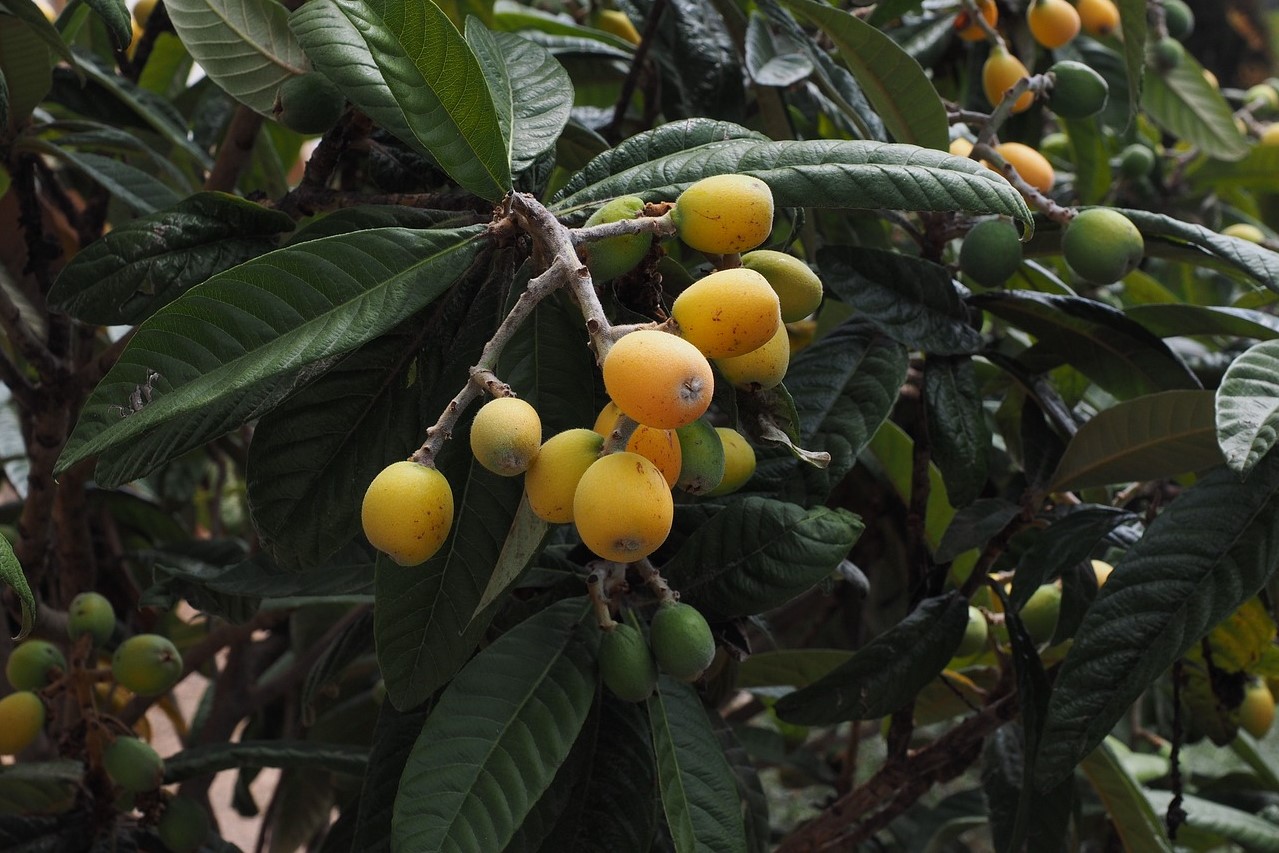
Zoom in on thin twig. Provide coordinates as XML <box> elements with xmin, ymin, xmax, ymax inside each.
<box><xmin>204</xmin><ymin>106</ymin><xmax>264</xmax><ymax>192</ymax></box>
<box><xmin>604</xmin><ymin>0</ymin><xmax>668</xmax><ymax>141</ymax></box>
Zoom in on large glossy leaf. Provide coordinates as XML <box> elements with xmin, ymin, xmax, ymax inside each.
<box><xmin>820</xmin><ymin>246</ymin><xmax>980</xmax><ymax>355</ymax></box>
<box><xmin>56</xmin><ymin>227</ymin><xmax>485</xmax><ymax>485</ymax></box>
<box><xmin>0</xmin><ymin>0</ymin><xmax>75</xmax><ymax>71</ymax></box>
<box><xmin>552</xmin><ymin>129</ymin><xmax>1032</xmax><ymax>229</ymax></box>
<box><xmin>925</xmin><ymin>357</ymin><xmax>990</xmax><ymax>507</ymax></box>
<box><xmin>0</xmin><ymin>16</ymin><xmax>51</xmax><ymax>127</ymax></box>
<box><xmin>350</xmin><ymin>702</ymin><xmax>430</xmax><ymax>853</ymax></box>
<box><xmin>1141</xmin><ymin>49</ymin><xmax>1248</xmax><ymax>162</ymax></box>
<box><xmin>21</xmin><ymin>139</ymin><xmax>179</xmax><ymax>214</ymax></box>
<box><xmin>1217</xmin><ymin>340</ymin><xmax>1279</xmax><ymax>477</ymax></box>
<box><xmin>50</xmin><ymin>193</ymin><xmax>295</xmax><ymax>325</ymax></box>
<box><xmin>164</xmin><ymin>0</ymin><xmax>307</xmax><ymax>116</ymax></box>
<box><xmin>776</xmin><ymin>0</ymin><xmax>946</xmax><ymax>149</ymax></box>
<box><xmin>775</xmin><ymin>592</ymin><xmax>969</xmax><ymax>724</ymax></box>
<box><xmin>0</xmin><ymin>534</ymin><xmax>33</xmax><ymax>640</ymax></box>
<box><xmin>464</xmin><ymin>24</ymin><xmax>572</xmax><ymax>177</ymax></box>
<box><xmin>1036</xmin><ymin>453</ymin><xmax>1279</xmax><ymax>789</ymax></box>
<box><xmin>971</xmin><ymin>291</ymin><xmax>1200</xmax><ymax>400</ymax></box>
<box><xmin>82</xmin><ymin>0</ymin><xmax>131</xmax><ymax>51</ymax></box>
<box><xmin>1127</xmin><ymin>303</ymin><xmax>1279</xmax><ymax>341</ymax></box>
<box><xmin>662</xmin><ymin>498</ymin><xmax>862</xmax><ymax>621</ymax></box>
<box><xmin>1048</xmin><ymin>390</ymin><xmax>1221</xmax><ymax>491</ymax></box>
<box><xmin>291</xmin><ymin>0</ymin><xmax>511</xmax><ymax>200</ymax></box>
<box><xmin>644</xmin><ymin>0</ymin><xmax>743</xmax><ymax>123</ymax></box>
<box><xmin>1119</xmin><ymin>208</ymin><xmax>1279</xmax><ymax>294</ymax></box>
<box><xmin>1079</xmin><ymin>740</ymin><xmax>1173</xmax><ymax>853</ymax></box>
<box><xmin>1146</xmin><ymin>790</ymin><xmax>1279</xmax><ymax>850</ymax></box>
<box><xmin>163</xmin><ymin>741</ymin><xmax>367</xmax><ymax>783</ymax></box>
<box><xmin>393</xmin><ymin>599</ymin><xmax>597</xmax><ymax>853</ymax></box>
<box><xmin>648</xmin><ymin>677</ymin><xmax>749</xmax><ymax>853</ymax></box>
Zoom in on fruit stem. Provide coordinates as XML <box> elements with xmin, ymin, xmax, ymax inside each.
<box><xmin>635</xmin><ymin>558</ymin><xmax>678</xmax><ymax>606</ymax></box>
<box><xmin>587</xmin><ymin>569</ymin><xmax>619</xmax><ymax>630</ymax></box>
<box><xmin>975</xmin><ymin>75</ymin><xmax>1052</xmax><ymax>148</ymax></box>
<box><xmin>602</xmin><ymin>412</ymin><xmax>641</xmax><ymax>455</ymax></box>
<box><xmin>957</xmin><ymin>0</ymin><xmax>1006</xmax><ymax>50</ymax></box>
<box><xmin>571</xmin><ymin>210</ymin><xmax>676</xmax><ymax>245</ymax></box>
<box><xmin>971</xmin><ymin>142</ymin><xmax>1075</xmax><ymax>225</ymax></box>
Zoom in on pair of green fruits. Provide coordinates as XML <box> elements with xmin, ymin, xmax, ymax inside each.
<box><xmin>102</xmin><ymin>738</ymin><xmax>210</xmax><ymax>852</ymax></box>
<box><xmin>960</xmin><ymin>208</ymin><xmax>1145</xmax><ymax>289</ymax></box>
<box><xmin>599</xmin><ymin>602</ymin><xmax>716</xmax><ymax>702</ymax></box>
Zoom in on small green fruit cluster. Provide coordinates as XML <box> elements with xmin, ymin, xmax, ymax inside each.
<box><xmin>68</xmin><ymin>591</ymin><xmax>116</xmax><ymax>647</ymax></box>
<box><xmin>158</xmin><ymin>796</ymin><xmax>211</xmax><ymax>853</ymax></box>
<box><xmin>959</xmin><ymin>219</ymin><xmax>1023</xmax><ymax>288</ymax></box>
<box><xmin>113</xmin><ymin>634</ymin><xmax>183</xmax><ymax>696</ymax></box>
<box><xmin>273</xmin><ymin>73</ymin><xmax>345</xmax><ymax>135</ymax></box>
<box><xmin>104</xmin><ymin>736</ymin><xmax>165</xmax><ymax>792</ymax></box>
<box><xmin>6</xmin><ymin>639</ymin><xmax>66</xmax><ymax>690</ymax></box>
<box><xmin>599</xmin><ymin>602</ymin><xmax>716</xmax><ymax>702</ymax></box>
<box><xmin>1062</xmin><ymin>208</ymin><xmax>1145</xmax><ymax>284</ymax></box>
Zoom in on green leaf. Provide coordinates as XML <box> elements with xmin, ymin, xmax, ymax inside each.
<box><xmin>1060</xmin><ymin>116</ymin><xmax>1112</xmax><ymax>207</ymax></box>
<box><xmin>552</xmin><ymin>127</ymin><xmax>1032</xmax><ymax>229</ymax></box>
<box><xmin>982</xmin><ymin>726</ymin><xmax>1073</xmax><ymax>853</ymax></box>
<box><xmin>647</xmin><ymin>677</ymin><xmax>749</xmax><ymax>853</ymax></box>
<box><xmin>1009</xmin><ymin>506</ymin><xmax>1139</xmax><ymax>610</ymax></box>
<box><xmin>865</xmin><ymin>420</ymin><xmax>957</xmax><ymax>552</ymax></box>
<box><xmin>971</xmin><ymin>290</ymin><xmax>1200</xmax><ymax>400</ymax></box>
<box><xmin>1036</xmin><ymin>453</ymin><xmax>1279</xmax><ymax>789</ymax></box>
<box><xmin>464</xmin><ymin>24</ymin><xmax>571</xmax><ymax>177</ymax></box>
<box><xmin>711</xmin><ymin>713</ymin><xmax>769</xmax><ymax>853</ymax></box>
<box><xmin>936</xmin><ymin>498</ymin><xmax>1021</xmax><ymax>564</ymax></box>
<box><xmin>57</xmin><ymin>226</ymin><xmax>485</xmax><ymax>485</ymax></box>
<box><xmin>1118</xmin><ymin>208</ymin><xmax>1279</xmax><ymax>294</ymax></box>
<box><xmin>775</xmin><ymin>592</ymin><xmax>968</xmax><ymax>724</ymax></box>
<box><xmin>1116</xmin><ymin>0</ymin><xmax>1146</xmax><ymax>122</ymax></box>
<box><xmin>1127</xmin><ymin>303</ymin><xmax>1279</xmax><ymax>341</ymax></box>
<box><xmin>472</xmin><ymin>494</ymin><xmax>549</xmax><ymax>618</ymax></box>
<box><xmin>0</xmin><ymin>0</ymin><xmax>76</xmax><ymax>72</ymax></box>
<box><xmin>925</xmin><ymin>357</ymin><xmax>991</xmax><ymax>507</ymax></box>
<box><xmin>491</xmin><ymin>5</ymin><xmax>637</xmax><ymax>52</ymax></box>
<box><xmin>350</xmin><ymin>701</ymin><xmax>430</xmax><ymax>853</ymax></box>
<box><xmin>0</xmin><ymin>534</ymin><xmax>33</xmax><ymax>640</ymax></box>
<box><xmin>662</xmin><ymin>498</ymin><xmax>863</xmax><ymax>621</ymax></box>
<box><xmin>291</xmin><ymin>0</ymin><xmax>511</xmax><ymax>200</ymax></box>
<box><xmin>21</xmin><ymin>139</ymin><xmax>179</xmax><ymax>214</ymax></box>
<box><xmin>81</xmin><ymin>0</ymin><xmax>130</xmax><ymax>50</ymax></box>
<box><xmin>776</xmin><ymin>0</ymin><xmax>946</xmax><ymax>149</ymax></box>
<box><xmin>1141</xmin><ymin>49</ymin><xmax>1247</xmax><ymax>163</ymax></box>
<box><xmin>164</xmin><ymin>740</ymin><xmax>368</xmax><ymax>784</ymax></box>
<box><xmin>393</xmin><ymin>598</ymin><xmax>597</xmax><ymax>853</ymax></box>
<box><xmin>648</xmin><ymin>0</ymin><xmax>743</xmax><ymax>123</ymax></box>
<box><xmin>1079</xmin><ymin>740</ymin><xmax>1173</xmax><ymax>853</ymax></box>
<box><xmin>820</xmin><ymin>246</ymin><xmax>979</xmax><ymax>355</ymax></box>
<box><xmin>1217</xmin><ymin>340</ymin><xmax>1279</xmax><ymax>476</ymax></box>
<box><xmin>1188</xmin><ymin>144</ymin><xmax>1279</xmax><ymax>194</ymax></box>
<box><xmin>736</xmin><ymin>649</ymin><xmax>850</xmax><ymax>689</ymax></box>
<box><xmin>744</xmin><ymin>10</ymin><xmax>812</xmax><ymax>87</ymax></box>
<box><xmin>164</xmin><ymin>0</ymin><xmax>307</xmax><ymax>117</ymax></box>
<box><xmin>0</xmin><ymin>760</ymin><xmax>80</xmax><ymax>816</ymax></box>
<box><xmin>1146</xmin><ymin>790</ymin><xmax>1279</xmax><ymax>851</ymax></box>
<box><xmin>1048</xmin><ymin>390</ymin><xmax>1222</xmax><ymax>491</ymax></box>
<box><xmin>50</xmin><ymin>192</ymin><xmax>295</xmax><ymax>325</ymax></box>
<box><xmin>0</xmin><ymin>15</ymin><xmax>51</xmax><ymax>127</ymax></box>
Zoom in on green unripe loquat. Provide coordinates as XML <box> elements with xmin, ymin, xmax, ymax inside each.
<box><xmin>740</xmin><ymin>250</ymin><xmax>824</xmax><ymax>323</ymax></box>
<box><xmin>714</xmin><ymin>322</ymin><xmax>790</xmax><ymax>390</ymax></box>
<box><xmin>954</xmin><ymin>606</ymin><xmax>989</xmax><ymax>659</ymax></box>
<box><xmin>959</xmin><ymin>219</ymin><xmax>1022</xmax><ymax>288</ymax></box>
<box><xmin>6</xmin><ymin>640</ymin><xmax>66</xmax><ymax>691</ymax></box>
<box><xmin>1152</xmin><ymin>36</ymin><xmax>1184</xmax><ymax>72</ymax></box>
<box><xmin>112</xmin><ymin>634</ymin><xmax>183</xmax><ymax>696</ymax></box>
<box><xmin>1118</xmin><ymin>144</ymin><xmax>1156</xmax><ymax>179</ymax></box>
<box><xmin>584</xmin><ymin>196</ymin><xmax>653</xmax><ymax>282</ymax></box>
<box><xmin>599</xmin><ymin>622</ymin><xmax>658</xmax><ymax>702</ymax></box>
<box><xmin>1163</xmin><ymin>0</ymin><xmax>1194</xmax><ymax>40</ymax></box>
<box><xmin>68</xmin><ymin>591</ymin><xmax>116</xmax><ymax>647</ymax></box>
<box><xmin>674</xmin><ymin>419</ymin><xmax>726</xmax><ymax>495</ymax></box>
<box><xmin>574</xmin><ymin>452</ymin><xmax>673</xmax><ymax>563</ymax></box>
<box><xmin>705</xmin><ymin>428</ymin><xmax>756</xmax><ymax>496</ymax></box>
<box><xmin>158</xmin><ymin>796</ymin><xmax>211</xmax><ymax>853</ymax></box>
<box><xmin>1048</xmin><ymin>61</ymin><xmax>1109</xmax><ymax>119</ymax></box>
<box><xmin>274</xmin><ymin>73</ymin><xmax>345</xmax><ymax>135</ymax></box>
<box><xmin>1018</xmin><ymin>584</ymin><xmax>1062</xmax><ymax>646</ymax></box>
<box><xmin>525</xmin><ymin>429</ymin><xmax>605</xmax><ymax>524</ymax></box>
<box><xmin>0</xmin><ymin>691</ymin><xmax>44</xmax><ymax>755</ymax></box>
<box><xmin>104</xmin><ymin>737</ymin><xmax>165</xmax><ymax>792</ymax></box>
<box><xmin>470</xmin><ymin>397</ymin><xmax>542</xmax><ymax>476</ymax></box>
<box><xmin>671</xmin><ymin>174</ymin><xmax>775</xmax><ymax>255</ymax></box>
<box><xmin>650</xmin><ymin>602</ymin><xmax>715</xmax><ymax>681</ymax></box>
<box><xmin>1224</xmin><ymin>223</ymin><xmax>1267</xmax><ymax>243</ymax></box>
<box><xmin>1247</xmin><ymin>84</ymin><xmax>1279</xmax><ymax>116</ymax></box>
<box><xmin>603</xmin><ymin>330</ymin><xmax>714</xmax><ymax>429</ymax></box>
<box><xmin>1062</xmin><ymin>208</ymin><xmax>1144</xmax><ymax>283</ymax></box>
<box><xmin>1240</xmin><ymin>679</ymin><xmax>1276</xmax><ymax>739</ymax></box>
<box><xmin>361</xmin><ymin>460</ymin><xmax>454</xmax><ymax>566</ymax></box>
<box><xmin>672</xmin><ymin>267</ymin><xmax>782</xmax><ymax>359</ymax></box>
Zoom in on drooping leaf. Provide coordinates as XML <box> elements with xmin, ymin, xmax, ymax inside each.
<box><xmin>971</xmin><ymin>290</ymin><xmax>1200</xmax><ymax>400</ymax></box>
<box><xmin>1217</xmin><ymin>340</ymin><xmax>1279</xmax><ymax>476</ymax></box>
<box><xmin>1036</xmin><ymin>453</ymin><xmax>1279</xmax><ymax>789</ymax></box>
<box><xmin>552</xmin><ymin>127</ymin><xmax>1032</xmax><ymax>229</ymax></box>
<box><xmin>0</xmin><ymin>0</ymin><xmax>76</xmax><ymax>72</ymax></box>
<box><xmin>662</xmin><ymin>498</ymin><xmax>863</xmax><ymax>621</ymax></box>
<box><xmin>1079</xmin><ymin>740</ymin><xmax>1174</xmax><ymax>853</ymax></box>
<box><xmin>50</xmin><ymin>193</ymin><xmax>295</xmax><ymax>325</ymax></box>
<box><xmin>291</xmin><ymin>0</ymin><xmax>511</xmax><ymax>200</ymax></box>
<box><xmin>57</xmin><ymin>226</ymin><xmax>485</xmax><ymax>485</ymax></box>
<box><xmin>472</xmin><ymin>495</ymin><xmax>550</xmax><ymax>617</ymax></box>
<box><xmin>1141</xmin><ymin>49</ymin><xmax>1247</xmax><ymax>162</ymax></box>
<box><xmin>744</xmin><ymin>10</ymin><xmax>812</xmax><ymax>87</ymax></box>
<box><xmin>646</xmin><ymin>0</ymin><xmax>743</xmax><ymax>123</ymax></box>
<box><xmin>0</xmin><ymin>534</ymin><xmax>33</xmax><ymax>640</ymax></box>
<box><xmin>1009</xmin><ymin>506</ymin><xmax>1139</xmax><ymax>611</ymax></box>
<box><xmin>648</xmin><ymin>677</ymin><xmax>749</xmax><ymax>853</ymax></box>
<box><xmin>936</xmin><ymin>499</ymin><xmax>1021</xmax><ymax>564</ymax></box>
<box><xmin>1127</xmin><ymin>303</ymin><xmax>1279</xmax><ymax>341</ymax></box>
<box><xmin>1060</xmin><ymin>116</ymin><xmax>1111</xmax><ymax>206</ymax></box>
<box><xmin>1146</xmin><ymin>790</ymin><xmax>1279</xmax><ymax>851</ymax></box>
<box><xmin>393</xmin><ymin>598</ymin><xmax>597</xmax><ymax>853</ymax></box>
<box><xmin>1115</xmin><ymin>0</ymin><xmax>1145</xmax><ymax>121</ymax></box>
<box><xmin>711</xmin><ymin>713</ymin><xmax>770</xmax><ymax>853</ymax></box>
<box><xmin>80</xmin><ymin>0</ymin><xmax>131</xmax><ymax>50</ymax></box>
<box><xmin>163</xmin><ymin>741</ymin><xmax>367</xmax><ymax>783</ymax></box>
<box><xmin>982</xmin><ymin>726</ymin><xmax>1072</xmax><ymax>853</ymax></box>
<box><xmin>0</xmin><ymin>16</ymin><xmax>51</xmax><ymax>127</ymax></box>
<box><xmin>0</xmin><ymin>760</ymin><xmax>81</xmax><ymax>816</ymax></box>
<box><xmin>1119</xmin><ymin>207</ymin><xmax>1279</xmax><ymax>294</ymax></box>
<box><xmin>775</xmin><ymin>592</ymin><xmax>969</xmax><ymax>724</ymax></box>
<box><xmin>464</xmin><ymin>24</ymin><xmax>572</xmax><ymax>177</ymax></box>
<box><xmin>736</xmin><ymin>649</ymin><xmax>850</xmax><ymax>689</ymax></box>
<box><xmin>1188</xmin><ymin>143</ymin><xmax>1279</xmax><ymax>194</ymax></box>
<box><xmin>1048</xmin><ymin>390</ymin><xmax>1221</xmax><ymax>491</ymax></box>
<box><xmin>164</xmin><ymin>0</ymin><xmax>307</xmax><ymax>117</ymax></box>
<box><xmin>925</xmin><ymin>356</ymin><xmax>990</xmax><ymax>506</ymax></box>
<box><xmin>350</xmin><ymin>701</ymin><xmax>430</xmax><ymax>853</ymax></box>
<box><xmin>776</xmin><ymin>0</ymin><xmax>947</xmax><ymax>149</ymax></box>
<box><xmin>21</xmin><ymin>139</ymin><xmax>179</xmax><ymax>214</ymax></box>
<box><xmin>820</xmin><ymin>246</ymin><xmax>980</xmax><ymax>355</ymax></box>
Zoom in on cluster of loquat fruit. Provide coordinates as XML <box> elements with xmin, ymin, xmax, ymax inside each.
<box><xmin>361</xmin><ymin>173</ymin><xmax>827</xmax><ymax>698</ymax></box>
<box><xmin>0</xmin><ymin>593</ymin><xmax>208</xmax><ymax>852</ymax></box>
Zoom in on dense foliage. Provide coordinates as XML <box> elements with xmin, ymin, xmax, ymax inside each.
<box><xmin>5</xmin><ymin>0</ymin><xmax>1279</xmax><ymax>850</ymax></box>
